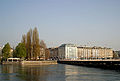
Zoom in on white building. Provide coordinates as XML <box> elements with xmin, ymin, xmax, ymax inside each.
<box><xmin>77</xmin><ymin>46</ymin><xmax>113</xmax><ymax>59</ymax></box>
<box><xmin>58</xmin><ymin>44</ymin><xmax>78</xmax><ymax>60</ymax></box>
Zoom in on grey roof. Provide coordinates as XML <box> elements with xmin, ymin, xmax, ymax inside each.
<box><xmin>59</xmin><ymin>43</ymin><xmax>77</xmax><ymax>47</ymax></box>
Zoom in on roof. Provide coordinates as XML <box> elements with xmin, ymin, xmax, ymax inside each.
<box><xmin>60</xmin><ymin>44</ymin><xmax>77</xmax><ymax>47</ymax></box>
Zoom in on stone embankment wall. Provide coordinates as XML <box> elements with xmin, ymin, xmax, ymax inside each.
<box><xmin>2</xmin><ymin>61</ymin><xmax>20</xmax><ymax>64</ymax></box>
<box><xmin>21</xmin><ymin>61</ymin><xmax>57</xmax><ymax>65</ymax></box>
<box><xmin>58</xmin><ymin>60</ymin><xmax>120</xmax><ymax>70</ymax></box>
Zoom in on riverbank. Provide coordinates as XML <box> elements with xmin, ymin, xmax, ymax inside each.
<box><xmin>1</xmin><ymin>61</ymin><xmax>20</xmax><ymax>64</ymax></box>
<box><xmin>58</xmin><ymin>60</ymin><xmax>120</xmax><ymax>70</ymax></box>
<box><xmin>21</xmin><ymin>60</ymin><xmax>57</xmax><ymax>65</ymax></box>
<box><xmin>1</xmin><ymin>60</ymin><xmax>57</xmax><ymax>65</ymax></box>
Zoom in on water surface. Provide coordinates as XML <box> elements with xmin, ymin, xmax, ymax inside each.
<box><xmin>0</xmin><ymin>64</ymin><xmax>120</xmax><ymax>81</ymax></box>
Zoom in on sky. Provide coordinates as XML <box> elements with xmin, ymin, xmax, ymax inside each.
<box><xmin>0</xmin><ymin>0</ymin><xmax>120</xmax><ymax>50</ymax></box>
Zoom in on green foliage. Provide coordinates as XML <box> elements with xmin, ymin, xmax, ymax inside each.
<box><xmin>21</xmin><ymin>27</ymin><xmax>47</xmax><ymax>60</ymax></box>
<box><xmin>14</xmin><ymin>43</ymin><xmax>26</xmax><ymax>58</ymax></box>
<box><xmin>13</xmin><ymin>49</ymin><xmax>17</xmax><ymax>58</ymax></box>
<box><xmin>2</xmin><ymin>43</ymin><xmax>11</xmax><ymax>59</ymax></box>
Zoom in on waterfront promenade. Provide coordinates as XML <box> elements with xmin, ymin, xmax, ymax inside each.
<box><xmin>2</xmin><ymin>58</ymin><xmax>120</xmax><ymax>70</ymax></box>
<box><xmin>59</xmin><ymin>59</ymin><xmax>120</xmax><ymax>61</ymax></box>
<box><xmin>58</xmin><ymin>59</ymin><xmax>120</xmax><ymax>70</ymax></box>
<box><xmin>21</xmin><ymin>60</ymin><xmax>57</xmax><ymax>65</ymax></box>
<box><xmin>1</xmin><ymin>60</ymin><xmax>57</xmax><ymax>65</ymax></box>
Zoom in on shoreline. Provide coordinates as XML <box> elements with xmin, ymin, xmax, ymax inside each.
<box><xmin>1</xmin><ymin>60</ymin><xmax>58</xmax><ymax>65</ymax></box>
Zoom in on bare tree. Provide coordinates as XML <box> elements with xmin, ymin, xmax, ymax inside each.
<box><xmin>45</xmin><ymin>49</ymin><xmax>50</xmax><ymax>60</ymax></box>
<box><xmin>32</xmin><ymin>27</ymin><xmax>40</xmax><ymax>60</ymax></box>
<box><xmin>21</xmin><ymin>34</ymin><xmax>26</xmax><ymax>45</ymax></box>
<box><xmin>39</xmin><ymin>40</ymin><xmax>46</xmax><ymax>60</ymax></box>
<box><xmin>21</xmin><ymin>27</ymin><xmax>47</xmax><ymax>61</ymax></box>
<box><xmin>40</xmin><ymin>40</ymin><xmax>46</xmax><ymax>48</ymax></box>
<box><xmin>26</xmin><ymin>29</ymin><xmax>32</xmax><ymax>60</ymax></box>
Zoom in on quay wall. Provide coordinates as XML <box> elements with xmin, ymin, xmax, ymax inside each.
<box><xmin>2</xmin><ymin>61</ymin><xmax>20</xmax><ymax>64</ymax></box>
<box><xmin>20</xmin><ymin>61</ymin><xmax>57</xmax><ymax>65</ymax></box>
<box><xmin>58</xmin><ymin>60</ymin><xmax>120</xmax><ymax>70</ymax></box>
<box><xmin>1</xmin><ymin>61</ymin><xmax>57</xmax><ymax>65</ymax></box>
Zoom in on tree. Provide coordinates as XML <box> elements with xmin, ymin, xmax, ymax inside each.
<box><xmin>13</xmin><ymin>48</ymin><xmax>17</xmax><ymax>58</ymax></box>
<box><xmin>2</xmin><ymin>43</ymin><xmax>11</xmax><ymax>59</ymax></box>
<box><xmin>15</xmin><ymin>43</ymin><xmax>26</xmax><ymax>59</ymax></box>
<box><xmin>21</xmin><ymin>34</ymin><xmax>26</xmax><ymax>45</ymax></box>
<box><xmin>21</xmin><ymin>27</ymin><xmax>47</xmax><ymax>60</ymax></box>
<box><xmin>39</xmin><ymin>40</ymin><xmax>46</xmax><ymax>60</ymax></box>
<box><xmin>40</xmin><ymin>40</ymin><xmax>46</xmax><ymax>48</ymax></box>
<box><xmin>113</xmin><ymin>51</ymin><xmax>119</xmax><ymax>59</ymax></box>
<box><xmin>32</xmin><ymin>27</ymin><xmax>40</xmax><ymax>60</ymax></box>
<box><xmin>26</xmin><ymin>29</ymin><xmax>32</xmax><ymax>60</ymax></box>
<box><xmin>45</xmin><ymin>49</ymin><xmax>50</xmax><ymax>60</ymax></box>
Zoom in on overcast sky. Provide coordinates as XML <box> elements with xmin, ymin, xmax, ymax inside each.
<box><xmin>0</xmin><ymin>0</ymin><xmax>120</xmax><ymax>50</ymax></box>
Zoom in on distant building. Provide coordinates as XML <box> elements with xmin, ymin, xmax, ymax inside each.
<box><xmin>39</xmin><ymin>47</ymin><xmax>45</xmax><ymax>60</ymax></box>
<box><xmin>58</xmin><ymin>44</ymin><xmax>78</xmax><ymax>60</ymax></box>
<box><xmin>49</xmin><ymin>44</ymin><xmax>114</xmax><ymax>60</ymax></box>
<box><xmin>45</xmin><ymin>48</ymin><xmax>50</xmax><ymax>60</ymax></box>
<box><xmin>78</xmin><ymin>46</ymin><xmax>113</xmax><ymax>59</ymax></box>
<box><xmin>113</xmin><ymin>51</ymin><xmax>120</xmax><ymax>59</ymax></box>
<box><xmin>118</xmin><ymin>51</ymin><xmax>120</xmax><ymax>57</ymax></box>
<box><xmin>49</xmin><ymin>47</ymin><xmax>58</xmax><ymax>60</ymax></box>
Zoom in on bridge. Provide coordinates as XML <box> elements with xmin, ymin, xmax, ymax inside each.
<box><xmin>57</xmin><ymin>59</ymin><xmax>120</xmax><ymax>70</ymax></box>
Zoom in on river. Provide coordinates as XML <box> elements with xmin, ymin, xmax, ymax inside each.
<box><xmin>0</xmin><ymin>64</ymin><xmax>120</xmax><ymax>81</ymax></box>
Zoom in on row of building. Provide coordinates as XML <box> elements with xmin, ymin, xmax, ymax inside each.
<box><xmin>49</xmin><ymin>44</ymin><xmax>114</xmax><ymax>60</ymax></box>
<box><xmin>0</xmin><ymin>44</ymin><xmax>119</xmax><ymax>60</ymax></box>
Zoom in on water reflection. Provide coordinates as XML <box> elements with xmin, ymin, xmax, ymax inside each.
<box><xmin>0</xmin><ymin>65</ymin><xmax>19</xmax><ymax>81</ymax></box>
<box><xmin>1</xmin><ymin>65</ymin><xmax>15</xmax><ymax>73</ymax></box>
<box><xmin>0</xmin><ymin>64</ymin><xmax>66</xmax><ymax>81</ymax></box>
<box><xmin>65</xmin><ymin>65</ymin><xmax>80</xmax><ymax>81</ymax></box>
<box><xmin>17</xmin><ymin>65</ymin><xmax>50</xmax><ymax>81</ymax></box>
<box><xmin>65</xmin><ymin>65</ymin><xmax>120</xmax><ymax>81</ymax></box>
<box><xmin>18</xmin><ymin>64</ymin><xmax>66</xmax><ymax>81</ymax></box>
<box><xmin>0</xmin><ymin>64</ymin><xmax>120</xmax><ymax>81</ymax></box>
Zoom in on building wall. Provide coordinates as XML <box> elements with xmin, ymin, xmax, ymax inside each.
<box><xmin>58</xmin><ymin>44</ymin><xmax>78</xmax><ymax>60</ymax></box>
<box><xmin>49</xmin><ymin>44</ymin><xmax>114</xmax><ymax>60</ymax></box>
<box><xmin>65</xmin><ymin>46</ymin><xmax>77</xmax><ymax>59</ymax></box>
<box><xmin>49</xmin><ymin>47</ymin><xmax>58</xmax><ymax>60</ymax></box>
<box><xmin>77</xmin><ymin>47</ymin><xmax>113</xmax><ymax>59</ymax></box>
<box><xmin>58</xmin><ymin>46</ymin><xmax>65</xmax><ymax>59</ymax></box>
<box><xmin>39</xmin><ymin>48</ymin><xmax>46</xmax><ymax>60</ymax></box>
<box><xmin>113</xmin><ymin>51</ymin><xmax>120</xmax><ymax>58</ymax></box>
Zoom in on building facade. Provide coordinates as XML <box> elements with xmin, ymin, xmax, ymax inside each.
<box><xmin>39</xmin><ymin>47</ymin><xmax>46</xmax><ymax>60</ymax></box>
<box><xmin>78</xmin><ymin>46</ymin><xmax>113</xmax><ymax>59</ymax></box>
<box><xmin>58</xmin><ymin>44</ymin><xmax>78</xmax><ymax>60</ymax></box>
<box><xmin>113</xmin><ymin>51</ymin><xmax>120</xmax><ymax>59</ymax></box>
<box><xmin>49</xmin><ymin>47</ymin><xmax>58</xmax><ymax>60</ymax></box>
<box><xmin>49</xmin><ymin>44</ymin><xmax>114</xmax><ymax>60</ymax></box>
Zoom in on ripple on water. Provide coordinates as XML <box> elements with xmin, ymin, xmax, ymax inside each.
<box><xmin>0</xmin><ymin>64</ymin><xmax>120</xmax><ymax>81</ymax></box>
